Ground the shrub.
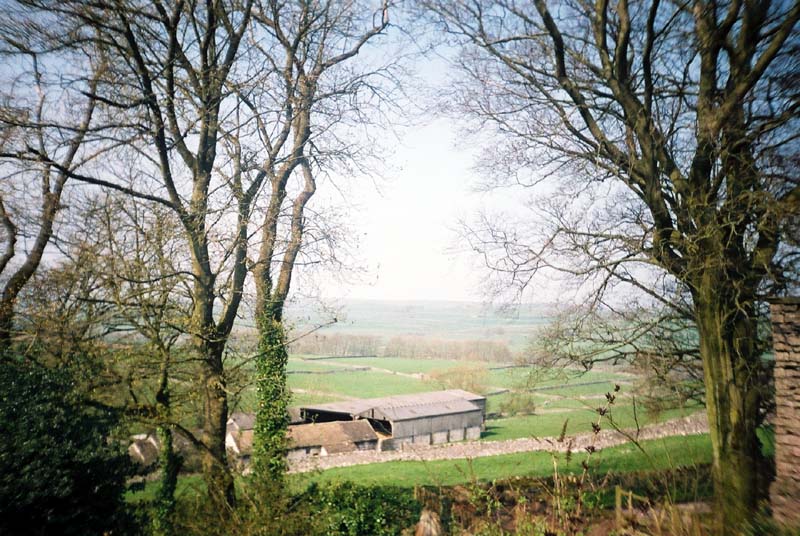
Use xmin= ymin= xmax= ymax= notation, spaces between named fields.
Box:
xmin=428 ymin=364 xmax=489 ymax=394
xmin=0 ymin=358 xmax=134 ymax=535
xmin=310 ymin=482 xmax=421 ymax=536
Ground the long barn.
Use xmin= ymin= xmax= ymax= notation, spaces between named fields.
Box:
xmin=299 ymin=389 xmax=486 ymax=450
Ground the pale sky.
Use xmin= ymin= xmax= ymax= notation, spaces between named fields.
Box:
xmin=338 ymin=118 xmax=486 ymax=302
xmin=304 ymin=42 xmax=556 ymax=305
xmin=312 ymin=113 xmax=558 ymax=305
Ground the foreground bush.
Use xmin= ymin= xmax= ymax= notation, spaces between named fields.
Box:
xmin=0 ymin=359 xmax=134 ymax=535
xmin=310 ymin=482 xmax=420 ymax=536
xmin=169 ymin=480 xmax=420 ymax=536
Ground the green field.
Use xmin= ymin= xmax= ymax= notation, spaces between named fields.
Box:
xmin=311 ymin=356 xmax=467 ymax=374
xmin=127 ymin=433 xmax=713 ymax=503
xmin=285 ymin=299 xmax=554 ymax=351
xmin=233 ymin=356 xmax=700 ymax=448
xmin=484 ymin=403 xmax=702 ymax=441
xmin=301 ymin=433 xmax=713 ymax=488
xmin=287 ymin=369 xmax=433 ymax=398
xmin=130 ymin=351 xmax=713 ymax=507
xmin=487 ymin=367 xmax=626 ymax=391
xmin=286 ymin=359 xmax=349 ymax=373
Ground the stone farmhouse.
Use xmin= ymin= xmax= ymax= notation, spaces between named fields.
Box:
xmin=287 ymin=420 xmax=378 ymax=460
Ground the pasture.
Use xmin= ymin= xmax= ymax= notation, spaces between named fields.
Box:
xmin=285 ymin=299 xmax=554 ymax=351
xmin=231 ymin=355 xmax=704 ymax=449
xmin=303 ymin=433 xmax=714 ymax=488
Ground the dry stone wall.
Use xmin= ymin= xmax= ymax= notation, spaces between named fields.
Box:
xmin=288 ymin=413 xmax=708 ymax=474
xmin=770 ymin=298 xmax=800 ymax=528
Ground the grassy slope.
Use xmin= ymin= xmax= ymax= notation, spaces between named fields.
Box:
xmin=487 ymin=368 xmax=626 ymax=390
xmin=301 ymin=434 xmax=713 ymax=488
xmin=286 ymin=359 xmax=348 ymax=373
xmin=235 ymin=387 xmax=347 ymax=413
xmin=240 ymin=356 xmax=680 ymax=442
xmin=127 ymin=434 xmax=714 ymax=503
xmin=484 ymin=403 xmax=702 ymax=441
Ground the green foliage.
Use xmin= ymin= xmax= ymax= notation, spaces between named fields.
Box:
xmin=253 ymin=317 xmax=290 ymax=484
xmin=0 ymin=358 xmax=134 ymax=535
xmin=137 ymin=479 xmax=419 ymax=536
xmin=495 ymin=392 xmax=538 ymax=416
xmin=308 ymin=482 xmax=420 ymax=536
xmin=152 ymin=426 xmax=182 ymax=536
xmin=428 ymin=363 xmax=489 ymax=393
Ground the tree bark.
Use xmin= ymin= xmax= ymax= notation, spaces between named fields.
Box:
xmin=0 ymin=193 xmax=58 ymax=354
xmin=694 ymin=284 xmax=768 ymax=535
xmin=199 ymin=342 xmax=235 ymax=512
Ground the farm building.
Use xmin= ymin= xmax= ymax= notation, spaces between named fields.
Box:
xmin=227 ymin=411 xmax=255 ymax=433
xmin=226 ymin=428 xmax=253 ymax=459
xmin=299 ymin=389 xmax=486 ymax=450
xmin=128 ymin=433 xmax=160 ymax=468
xmin=225 ymin=418 xmax=378 ymax=462
xmin=287 ymin=420 xmax=378 ymax=460
xmin=222 ymin=389 xmax=486 ymax=465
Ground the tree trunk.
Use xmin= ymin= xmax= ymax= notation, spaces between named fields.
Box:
xmin=0 ymin=301 xmax=15 ymax=356
xmin=200 ymin=344 xmax=235 ymax=512
xmin=694 ymin=288 xmax=768 ymax=535
xmin=252 ymin=315 xmax=290 ymax=485
xmin=0 ymin=195 xmax=58 ymax=355
xmin=153 ymin=425 xmax=182 ymax=536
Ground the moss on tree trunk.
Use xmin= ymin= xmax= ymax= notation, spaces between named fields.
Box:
xmin=695 ymin=289 xmax=769 ymax=535
xmin=152 ymin=425 xmax=181 ymax=536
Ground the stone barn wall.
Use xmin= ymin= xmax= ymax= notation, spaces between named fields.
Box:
xmin=769 ymin=297 xmax=800 ymax=528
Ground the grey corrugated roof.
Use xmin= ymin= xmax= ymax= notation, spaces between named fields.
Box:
xmin=227 ymin=408 xmax=306 ymax=430
xmin=301 ymin=390 xmax=485 ymax=422
xmin=369 ymin=398 xmax=481 ymax=421
xmin=441 ymin=389 xmax=486 ymax=402
xmin=302 ymin=398 xmax=378 ymax=416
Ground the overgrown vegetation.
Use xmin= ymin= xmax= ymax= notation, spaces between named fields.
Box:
xmin=0 ymin=358 xmax=133 ymax=535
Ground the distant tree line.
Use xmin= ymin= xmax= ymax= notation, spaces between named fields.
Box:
xmin=288 ymin=333 xmax=513 ymax=362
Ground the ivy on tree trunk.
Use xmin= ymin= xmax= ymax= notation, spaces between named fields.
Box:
xmin=252 ymin=316 xmax=290 ymax=484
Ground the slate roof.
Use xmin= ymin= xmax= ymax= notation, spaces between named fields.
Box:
xmin=226 ymin=420 xmax=378 ymax=456
xmin=228 ymin=408 xmax=305 ymax=433
xmin=288 ymin=420 xmax=378 ymax=452
xmin=301 ymin=390 xmax=486 ymax=422
xmin=227 ymin=412 xmax=255 ymax=432
xmin=226 ymin=429 xmax=254 ymax=456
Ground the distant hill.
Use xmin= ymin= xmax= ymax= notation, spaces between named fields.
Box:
xmin=283 ymin=299 xmax=554 ymax=351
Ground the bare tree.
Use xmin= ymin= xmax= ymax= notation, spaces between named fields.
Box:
xmin=20 ymin=195 xmax=198 ymax=536
xmin=5 ymin=0 xmax=404 ymax=507
xmin=0 ymin=20 xmax=105 ymax=353
xmin=425 ymin=0 xmax=800 ymax=531
xmin=5 ymin=0 xmax=260 ymax=509
xmin=242 ymin=0 xmax=394 ymax=482
xmin=88 ymin=197 xmax=191 ymax=536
